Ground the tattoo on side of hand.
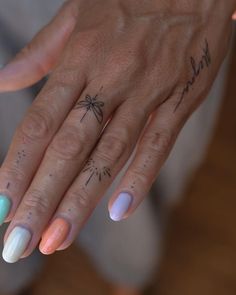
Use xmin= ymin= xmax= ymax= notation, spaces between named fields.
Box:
xmin=174 ymin=38 xmax=211 ymax=112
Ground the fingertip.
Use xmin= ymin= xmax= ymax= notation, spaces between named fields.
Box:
xmin=109 ymin=192 xmax=133 ymax=222
xmin=39 ymin=218 xmax=70 ymax=255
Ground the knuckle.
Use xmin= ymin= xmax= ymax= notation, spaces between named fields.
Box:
xmin=143 ymin=129 xmax=173 ymax=157
xmin=109 ymin=52 xmax=134 ymax=75
xmin=71 ymin=190 xmax=91 ymax=210
xmin=23 ymin=190 xmax=50 ymax=214
xmin=130 ymin=165 xmax=149 ymax=188
xmin=20 ymin=107 xmax=53 ymax=142
xmin=48 ymin=126 xmax=85 ymax=161
xmin=1 ymin=167 xmax=27 ymax=193
xmin=108 ymin=49 xmax=146 ymax=80
xmin=2 ymin=166 xmax=26 ymax=183
xmin=69 ymin=32 xmax=101 ymax=64
xmin=51 ymin=66 xmax=80 ymax=88
xmin=96 ymin=133 xmax=128 ymax=164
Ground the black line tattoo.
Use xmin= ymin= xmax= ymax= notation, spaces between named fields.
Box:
xmin=6 ymin=182 xmax=10 ymax=189
xmin=75 ymin=94 xmax=104 ymax=124
xmin=174 ymin=38 xmax=211 ymax=112
xmin=83 ymin=159 xmax=111 ymax=186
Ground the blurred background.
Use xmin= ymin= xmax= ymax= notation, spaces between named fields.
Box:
xmin=0 ymin=1 xmax=236 ymax=295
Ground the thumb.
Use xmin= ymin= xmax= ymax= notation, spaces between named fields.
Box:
xmin=0 ymin=2 xmax=78 ymax=92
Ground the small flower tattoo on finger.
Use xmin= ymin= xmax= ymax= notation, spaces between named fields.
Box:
xmin=75 ymin=94 xmax=104 ymax=124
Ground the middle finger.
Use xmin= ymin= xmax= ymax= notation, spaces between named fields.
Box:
xmin=2 ymin=82 xmax=119 ymax=263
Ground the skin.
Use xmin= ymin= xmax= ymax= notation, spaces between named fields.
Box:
xmin=0 ymin=0 xmax=235 ymax=261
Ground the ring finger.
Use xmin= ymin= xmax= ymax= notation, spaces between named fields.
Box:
xmin=2 ymin=82 xmax=119 ymax=263
xmin=38 ymin=100 xmax=149 ymax=254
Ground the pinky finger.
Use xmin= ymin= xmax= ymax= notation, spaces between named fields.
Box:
xmin=108 ymin=105 xmax=185 ymax=221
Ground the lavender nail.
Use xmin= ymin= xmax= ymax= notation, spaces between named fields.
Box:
xmin=109 ymin=192 xmax=133 ymax=221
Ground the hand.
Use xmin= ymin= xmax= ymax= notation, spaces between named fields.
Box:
xmin=0 ymin=0 xmax=234 ymax=263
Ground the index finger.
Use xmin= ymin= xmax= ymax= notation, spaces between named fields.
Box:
xmin=0 ymin=62 xmax=86 ymax=224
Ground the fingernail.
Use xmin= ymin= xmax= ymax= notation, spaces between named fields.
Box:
xmin=109 ymin=192 xmax=133 ymax=221
xmin=39 ymin=218 xmax=70 ymax=255
xmin=0 ymin=195 xmax=11 ymax=225
xmin=2 ymin=227 xmax=31 ymax=263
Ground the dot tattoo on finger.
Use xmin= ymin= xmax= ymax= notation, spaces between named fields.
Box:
xmin=16 ymin=150 xmax=26 ymax=165
xmin=27 ymin=211 xmax=33 ymax=220
xmin=83 ymin=159 xmax=111 ymax=186
xmin=130 ymin=181 xmax=136 ymax=190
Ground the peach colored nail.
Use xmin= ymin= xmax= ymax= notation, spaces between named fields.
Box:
xmin=39 ymin=218 xmax=70 ymax=255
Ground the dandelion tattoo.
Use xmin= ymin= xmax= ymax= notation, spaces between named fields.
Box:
xmin=75 ymin=94 xmax=104 ymax=124
xmin=174 ymin=38 xmax=211 ymax=112
xmin=83 ymin=159 xmax=111 ymax=186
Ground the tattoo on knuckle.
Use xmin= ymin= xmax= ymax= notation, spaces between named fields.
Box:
xmin=82 ymin=159 xmax=111 ymax=186
xmin=74 ymin=91 xmax=104 ymax=124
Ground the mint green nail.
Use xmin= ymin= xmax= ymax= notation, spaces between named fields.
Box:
xmin=0 ymin=195 xmax=11 ymax=225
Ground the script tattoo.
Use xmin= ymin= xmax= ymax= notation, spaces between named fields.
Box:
xmin=75 ymin=94 xmax=104 ymax=124
xmin=82 ymin=159 xmax=111 ymax=186
xmin=174 ymin=38 xmax=211 ymax=112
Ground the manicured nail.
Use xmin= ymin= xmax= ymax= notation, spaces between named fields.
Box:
xmin=39 ymin=218 xmax=70 ymax=255
xmin=109 ymin=192 xmax=133 ymax=221
xmin=2 ymin=227 xmax=31 ymax=263
xmin=0 ymin=195 xmax=11 ymax=225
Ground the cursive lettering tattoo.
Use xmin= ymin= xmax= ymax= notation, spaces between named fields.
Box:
xmin=83 ymin=159 xmax=111 ymax=186
xmin=75 ymin=94 xmax=104 ymax=124
xmin=174 ymin=38 xmax=211 ymax=112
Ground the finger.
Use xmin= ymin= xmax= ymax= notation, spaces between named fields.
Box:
xmin=38 ymin=102 xmax=149 ymax=254
xmin=0 ymin=56 xmax=87 ymax=230
xmin=0 ymin=1 xmax=78 ymax=92
xmin=2 ymin=81 xmax=123 ymax=262
xmin=108 ymin=100 xmax=187 ymax=221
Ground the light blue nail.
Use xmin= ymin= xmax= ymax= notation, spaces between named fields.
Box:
xmin=0 ymin=195 xmax=11 ymax=225
xmin=109 ymin=192 xmax=133 ymax=221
